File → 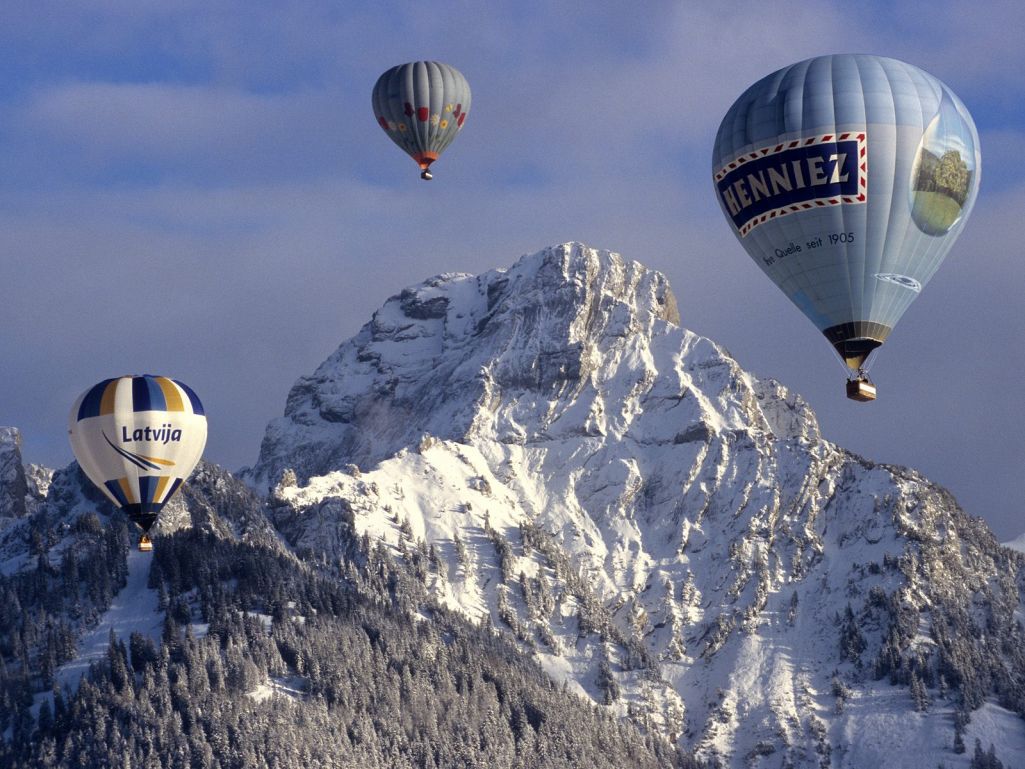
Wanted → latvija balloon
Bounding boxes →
[68,375,207,550]
[372,61,471,180]
[713,54,980,401]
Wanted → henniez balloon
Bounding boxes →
[712,54,980,401]
[372,61,471,180]
[68,375,207,550]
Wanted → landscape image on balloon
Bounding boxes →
[909,97,977,236]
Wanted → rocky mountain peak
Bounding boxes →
[0,427,30,520]
[249,242,813,490]
[3,243,1024,767]
[249,243,1025,767]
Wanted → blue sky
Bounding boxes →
[2,1,1023,537]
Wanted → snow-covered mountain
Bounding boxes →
[1003,534,1025,555]
[1,443,675,768]
[247,242,1025,768]
[4,243,1024,768]
[0,427,49,523]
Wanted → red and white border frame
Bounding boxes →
[714,132,868,237]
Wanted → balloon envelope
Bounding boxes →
[713,54,980,371]
[68,375,207,533]
[372,61,471,179]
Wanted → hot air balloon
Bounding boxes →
[68,375,207,550]
[712,54,980,401]
[372,61,471,180]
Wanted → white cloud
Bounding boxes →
[16,82,354,180]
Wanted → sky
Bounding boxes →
[1,1,1023,538]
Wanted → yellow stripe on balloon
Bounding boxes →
[118,477,136,504]
[138,454,176,467]
[154,475,171,503]
[157,377,185,412]
[100,379,120,416]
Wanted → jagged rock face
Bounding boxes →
[252,243,830,619]
[250,243,684,489]
[255,243,1025,768]
[168,461,287,551]
[0,427,32,520]
[24,463,54,500]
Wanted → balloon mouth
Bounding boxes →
[414,152,438,180]
[121,506,159,534]
[823,322,890,372]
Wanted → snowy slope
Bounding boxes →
[55,549,162,689]
[1,458,287,710]
[1004,533,1025,554]
[252,243,1025,768]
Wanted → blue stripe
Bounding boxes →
[131,375,166,412]
[77,378,116,420]
[102,431,161,471]
[165,477,184,500]
[104,479,128,507]
[131,377,152,412]
[145,376,166,411]
[138,475,158,505]
[173,380,205,416]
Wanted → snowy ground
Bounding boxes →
[56,548,163,690]
[965,702,1025,767]
[248,675,308,703]
[1003,534,1025,554]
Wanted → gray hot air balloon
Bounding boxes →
[372,61,471,180]
[713,54,980,401]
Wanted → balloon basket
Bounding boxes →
[138,535,153,552]
[846,377,877,402]
[420,170,433,180]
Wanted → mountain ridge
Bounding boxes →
[248,242,1025,767]
[2,242,1023,768]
